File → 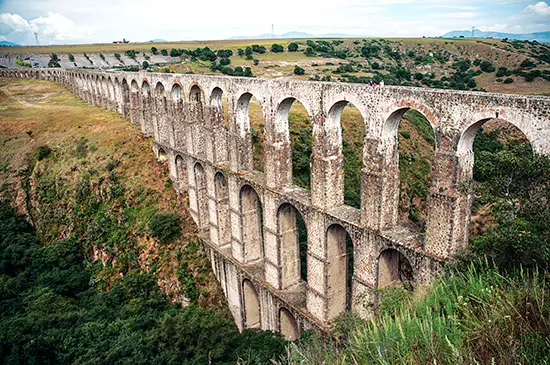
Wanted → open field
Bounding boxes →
[0,37,503,55]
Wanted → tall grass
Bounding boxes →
[285,264,549,364]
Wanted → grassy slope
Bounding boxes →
[0,77,227,311]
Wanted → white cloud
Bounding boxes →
[0,11,91,45]
[0,13,32,34]
[524,1,550,17]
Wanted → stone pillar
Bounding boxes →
[264,113,292,189]
[311,113,344,209]
[361,136,399,231]
[207,105,229,164]
[424,146,470,259]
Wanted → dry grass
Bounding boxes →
[0,77,227,311]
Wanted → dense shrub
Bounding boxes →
[479,60,495,72]
[294,66,305,75]
[0,201,287,364]
[36,145,52,161]
[148,213,181,243]
[288,42,298,52]
[271,44,284,53]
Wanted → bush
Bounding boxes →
[68,54,75,62]
[520,59,536,69]
[271,44,284,53]
[479,60,495,73]
[219,57,230,66]
[496,67,508,77]
[304,47,315,56]
[294,66,305,75]
[151,46,157,55]
[160,49,168,56]
[148,213,181,242]
[503,77,514,84]
[36,145,52,161]
[288,42,298,52]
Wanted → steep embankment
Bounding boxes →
[0,77,224,310]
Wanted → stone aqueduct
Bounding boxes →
[3,68,550,339]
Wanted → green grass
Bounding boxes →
[285,264,550,365]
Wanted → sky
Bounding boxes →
[0,0,549,45]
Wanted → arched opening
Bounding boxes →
[157,147,167,162]
[129,79,139,123]
[210,87,229,163]
[210,87,229,127]
[326,224,354,320]
[279,308,299,340]
[277,203,308,289]
[377,249,414,289]
[142,80,151,97]
[171,83,182,103]
[155,82,168,144]
[458,118,534,256]
[243,279,261,329]
[140,81,152,134]
[171,83,185,149]
[194,163,208,231]
[325,101,366,209]
[189,84,205,117]
[276,98,312,189]
[236,92,265,172]
[382,107,436,230]
[240,185,264,265]
[121,79,130,116]
[175,155,187,191]
[214,172,231,247]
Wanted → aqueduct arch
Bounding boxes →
[243,279,261,329]
[240,184,264,265]
[7,67,549,340]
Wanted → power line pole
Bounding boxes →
[34,32,40,46]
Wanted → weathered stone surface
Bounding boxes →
[4,67,549,338]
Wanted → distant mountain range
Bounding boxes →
[0,41,20,47]
[442,30,550,43]
[229,31,361,39]
[229,30,550,43]
[149,39,168,43]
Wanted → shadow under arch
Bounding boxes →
[376,248,414,290]
[194,162,208,231]
[242,279,261,329]
[277,202,308,290]
[279,307,299,340]
[240,184,264,265]
[325,223,354,320]
[214,171,231,247]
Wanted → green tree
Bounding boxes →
[151,46,158,55]
[288,42,299,52]
[160,49,168,56]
